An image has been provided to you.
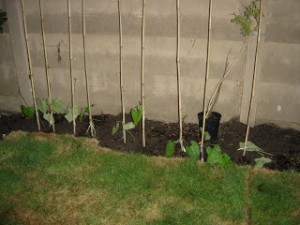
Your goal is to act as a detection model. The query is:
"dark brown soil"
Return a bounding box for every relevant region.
[1,113,299,171]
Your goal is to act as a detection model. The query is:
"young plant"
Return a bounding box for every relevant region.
[64,105,80,123]
[37,98,63,126]
[238,141,272,168]
[20,104,35,118]
[112,104,143,142]
[130,104,142,126]
[165,140,200,159]
[231,0,260,36]
[206,144,232,167]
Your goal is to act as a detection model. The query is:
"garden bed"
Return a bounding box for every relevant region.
[0,112,299,171]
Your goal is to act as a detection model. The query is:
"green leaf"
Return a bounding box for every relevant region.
[37,99,48,114]
[255,157,272,168]
[130,105,143,125]
[165,140,175,157]
[239,141,263,152]
[79,107,89,123]
[123,122,135,131]
[64,106,80,123]
[200,128,211,141]
[51,99,63,113]
[43,113,53,125]
[186,140,200,159]
[21,105,35,118]
[112,123,120,135]
[207,145,231,167]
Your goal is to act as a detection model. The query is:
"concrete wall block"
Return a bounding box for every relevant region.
[260,42,300,85]
[257,83,300,124]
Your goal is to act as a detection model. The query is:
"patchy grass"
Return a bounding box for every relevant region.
[0,131,299,225]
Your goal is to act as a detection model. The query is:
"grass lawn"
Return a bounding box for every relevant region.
[0,131,299,225]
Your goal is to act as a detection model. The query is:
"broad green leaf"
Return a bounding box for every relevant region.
[21,105,35,118]
[165,140,175,157]
[255,157,272,168]
[51,99,63,113]
[186,140,200,159]
[43,113,53,125]
[239,141,263,152]
[64,106,80,123]
[207,145,231,167]
[123,122,135,131]
[112,123,120,135]
[37,99,48,114]
[130,105,142,125]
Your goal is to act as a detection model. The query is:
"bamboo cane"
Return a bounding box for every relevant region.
[39,0,55,132]
[82,0,95,137]
[67,0,76,135]
[21,0,41,131]
[200,0,213,162]
[141,0,146,147]
[176,0,183,150]
[243,0,263,157]
[118,0,126,143]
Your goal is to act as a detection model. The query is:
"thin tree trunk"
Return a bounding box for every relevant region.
[141,0,146,147]
[82,0,95,137]
[200,0,213,162]
[21,0,41,131]
[39,0,55,132]
[176,0,183,149]
[67,0,76,135]
[118,0,126,143]
[243,0,263,156]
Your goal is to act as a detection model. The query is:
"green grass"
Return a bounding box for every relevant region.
[0,131,299,225]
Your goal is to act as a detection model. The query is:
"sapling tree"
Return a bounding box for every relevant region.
[117,0,127,143]
[231,0,265,157]
[82,0,95,137]
[21,0,41,130]
[39,0,55,132]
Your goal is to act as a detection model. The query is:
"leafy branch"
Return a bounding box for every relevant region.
[231,0,261,36]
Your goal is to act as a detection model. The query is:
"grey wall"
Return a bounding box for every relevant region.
[0,0,299,130]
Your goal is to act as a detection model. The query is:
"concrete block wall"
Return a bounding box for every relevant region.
[0,0,299,130]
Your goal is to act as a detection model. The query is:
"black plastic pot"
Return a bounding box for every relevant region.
[198,111,222,140]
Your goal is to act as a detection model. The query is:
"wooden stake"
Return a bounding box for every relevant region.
[243,0,263,157]
[200,0,213,162]
[39,0,55,132]
[21,0,41,131]
[82,0,95,137]
[176,0,183,149]
[67,0,76,135]
[118,0,126,143]
[141,0,146,147]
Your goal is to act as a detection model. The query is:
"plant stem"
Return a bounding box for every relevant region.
[141,0,146,147]
[67,0,76,136]
[243,0,263,157]
[200,0,213,162]
[176,0,183,149]
[205,44,246,118]
[21,0,41,131]
[39,0,55,132]
[118,0,126,143]
[82,0,94,137]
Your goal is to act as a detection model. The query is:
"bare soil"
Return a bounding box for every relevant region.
[1,113,299,171]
